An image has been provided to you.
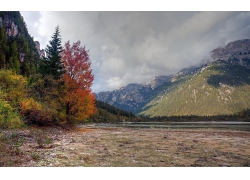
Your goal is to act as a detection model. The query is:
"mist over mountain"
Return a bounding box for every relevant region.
[96,39,250,116]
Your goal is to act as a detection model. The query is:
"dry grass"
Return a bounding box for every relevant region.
[1,126,250,167]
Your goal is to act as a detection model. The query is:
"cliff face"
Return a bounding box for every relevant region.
[210,39,250,63]
[150,75,172,89]
[35,41,45,58]
[0,16,19,37]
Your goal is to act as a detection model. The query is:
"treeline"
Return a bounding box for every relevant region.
[133,109,250,122]
[89,100,136,123]
[95,100,135,118]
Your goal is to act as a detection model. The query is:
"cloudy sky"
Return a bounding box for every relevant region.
[19,11,250,93]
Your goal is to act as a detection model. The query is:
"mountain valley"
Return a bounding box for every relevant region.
[96,39,250,117]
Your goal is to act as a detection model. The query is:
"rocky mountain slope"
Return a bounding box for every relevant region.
[210,39,250,61]
[95,75,176,113]
[95,83,154,113]
[0,11,42,75]
[140,60,250,116]
[211,39,250,68]
[96,39,250,116]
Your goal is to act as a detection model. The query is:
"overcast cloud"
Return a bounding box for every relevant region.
[20,11,250,93]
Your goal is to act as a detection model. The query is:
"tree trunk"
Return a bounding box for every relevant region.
[66,101,70,122]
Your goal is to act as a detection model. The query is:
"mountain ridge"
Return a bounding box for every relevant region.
[96,39,250,116]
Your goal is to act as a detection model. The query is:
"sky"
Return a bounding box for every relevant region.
[19,10,250,93]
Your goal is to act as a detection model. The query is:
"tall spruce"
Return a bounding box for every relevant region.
[39,26,64,79]
[0,26,7,68]
[9,41,20,74]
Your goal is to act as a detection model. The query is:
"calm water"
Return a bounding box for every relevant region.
[95,121,250,131]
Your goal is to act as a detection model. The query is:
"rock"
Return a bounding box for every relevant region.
[177,142,183,146]
[210,39,250,68]
[35,41,45,58]
[150,75,173,89]
[56,153,69,159]
[50,153,56,158]
[70,138,76,143]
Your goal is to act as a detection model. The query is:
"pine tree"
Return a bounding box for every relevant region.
[0,26,7,68]
[39,26,64,79]
[9,41,20,74]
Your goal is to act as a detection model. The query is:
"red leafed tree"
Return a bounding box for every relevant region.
[62,40,95,123]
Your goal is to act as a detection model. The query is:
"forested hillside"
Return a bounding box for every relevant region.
[90,100,136,123]
[140,60,250,117]
[0,11,40,76]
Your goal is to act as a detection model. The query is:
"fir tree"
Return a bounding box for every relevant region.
[0,26,7,68]
[39,25,64,79]
[9,41,20,74]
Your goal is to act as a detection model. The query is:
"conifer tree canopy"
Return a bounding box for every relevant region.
[39,25,64,79]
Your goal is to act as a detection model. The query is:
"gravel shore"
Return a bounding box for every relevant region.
[1,126,250,167]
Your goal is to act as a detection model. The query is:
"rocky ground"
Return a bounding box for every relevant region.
[1,125,250,167]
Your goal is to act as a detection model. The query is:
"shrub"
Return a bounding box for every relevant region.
[20,98,45,125]
[28,75,67,125]
[0,70,27,107]
[20,98,59,126]
[0,100,23,129]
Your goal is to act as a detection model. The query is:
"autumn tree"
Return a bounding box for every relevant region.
[39,26,64,79]
[62,40,95,123]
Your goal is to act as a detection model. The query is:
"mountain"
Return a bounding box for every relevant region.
[95,75,174,113]
[96,83,153,113]
[210,39,250,62]
[96,39,250,117]
[140,60,250,116]
[210,39,250,68]
[0,11,41,76]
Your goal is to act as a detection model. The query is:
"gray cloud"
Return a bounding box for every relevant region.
[20,11,250,93]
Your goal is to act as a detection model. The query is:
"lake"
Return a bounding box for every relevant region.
[95,121,250,131]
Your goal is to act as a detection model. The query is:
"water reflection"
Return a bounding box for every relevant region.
[95,121,250,131]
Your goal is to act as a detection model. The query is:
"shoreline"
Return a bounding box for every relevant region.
[1,126,250,167]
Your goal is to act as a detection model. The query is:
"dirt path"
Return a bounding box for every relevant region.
[1,126,250,167]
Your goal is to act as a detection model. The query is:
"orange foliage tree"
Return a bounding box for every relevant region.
[62,40,95,123]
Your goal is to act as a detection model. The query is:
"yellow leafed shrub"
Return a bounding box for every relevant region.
[0,100,23,129]
[20,98,42,112]
[0,70,27,107]
[20,98,43,125]
[20,98,57,125]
